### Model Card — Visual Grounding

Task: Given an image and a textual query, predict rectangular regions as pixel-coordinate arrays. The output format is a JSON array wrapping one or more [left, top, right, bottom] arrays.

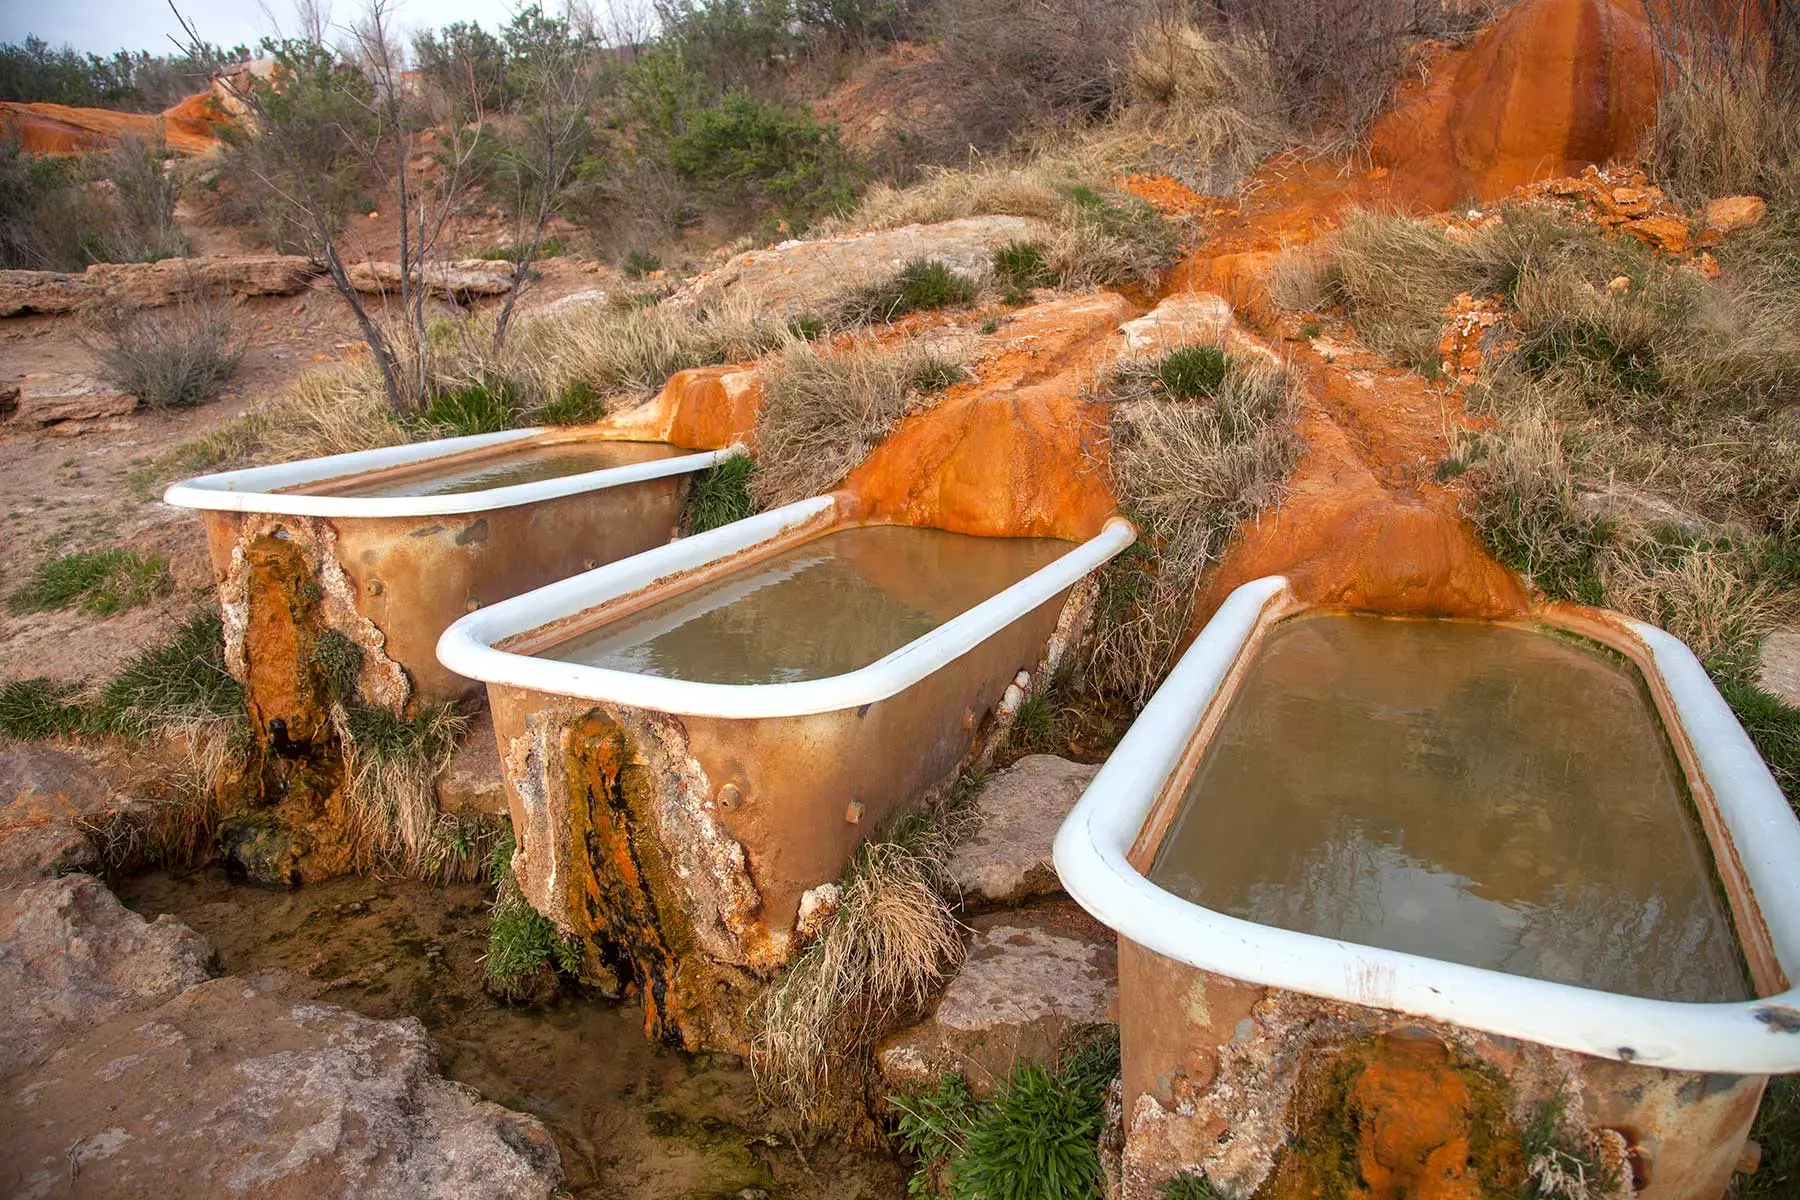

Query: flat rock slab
[[0, 874, 565, 1197], [878, 902, 1116, 1096], [1760, 630, 1800, 708], [1117, 292, 1233, 356], [347, 259, 515, 298], [10, 374, 137, 427], [2, 974, 564, 1198], [948, 754, 1099, 907], [437, 724, 509, 816], [670, 215, 1052, 314], [0, 874, 215, 1077], [0, 745, 113, 884], [0, 257, 318, 316]]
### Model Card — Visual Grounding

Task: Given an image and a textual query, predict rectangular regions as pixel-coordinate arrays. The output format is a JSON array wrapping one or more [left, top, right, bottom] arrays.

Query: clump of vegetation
[[1095, 348, 1304, 701], [484, 827, 583, 1002], [681, 452, 758, 535], [531, 380, 607, 426], [622, 249, 662, 278], [834, 258, 979, 327], [754, 806, 968, 1119], [0, 678, 87, 740], [1, 134, 185, 270], [416, 378, 522, 436], [991, 240, 1056, 302], [6, 548, 173, 617], [1160, 1173, 1233, 1200], [1518, 1090, 1621, 1200], [84, 291, 244, 409], [891, 1031, 1119, 1200], [0, 35, 242, 111], [668, 92, 861, 232], [750, 337, 965, 508]]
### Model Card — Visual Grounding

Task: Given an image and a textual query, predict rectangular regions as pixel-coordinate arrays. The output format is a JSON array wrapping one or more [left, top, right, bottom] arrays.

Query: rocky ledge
[[0, 873, 564, 1198]]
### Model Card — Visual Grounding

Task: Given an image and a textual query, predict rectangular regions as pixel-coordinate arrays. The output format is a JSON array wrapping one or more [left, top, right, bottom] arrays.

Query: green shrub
[[1150, 345, 1229, 401], [0, 678, 87, 740], [6, 548, 172, 616], [992, 239, 1055, 301], [418, 379, 521, 435], [485, 827, 581, 999], [84, 291, 243, 409], [533, 380, 608, 426], [667, 92, 861, 231], [622, 249, 662, 278], [892, 1032, 1119, 1200], [681, 453, 757, 535], [835, 258, 978, 326]]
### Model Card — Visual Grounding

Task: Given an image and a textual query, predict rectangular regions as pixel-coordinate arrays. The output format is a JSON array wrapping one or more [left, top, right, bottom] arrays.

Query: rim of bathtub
[[162, 427, 739, 518], [435, 494, 1138, 720], [1052, 574, 1800, 1075]]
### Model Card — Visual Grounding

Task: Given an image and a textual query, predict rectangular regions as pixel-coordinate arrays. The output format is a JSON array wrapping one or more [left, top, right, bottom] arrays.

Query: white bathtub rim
[[436, 503, 1137, 720], [163, 428, 740, 517], [1051, 575, 1800, 1076]]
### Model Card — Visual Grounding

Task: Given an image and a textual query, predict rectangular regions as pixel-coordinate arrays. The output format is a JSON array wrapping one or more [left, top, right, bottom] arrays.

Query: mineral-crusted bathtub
[[437, 494, 1135, 1045], [165, 429, 736, 714], [1053, 576, 1800, 1200]]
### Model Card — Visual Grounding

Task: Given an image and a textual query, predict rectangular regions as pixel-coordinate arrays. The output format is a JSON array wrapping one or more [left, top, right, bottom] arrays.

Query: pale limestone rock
[[1759, 630, 1800, 708], [347, 259, 515, 298], [1117, 292, 1232, 356], [0, 744, 113, 885], [83, 255, 318, 305], [877, 903, 1116, 1096], [436, 725, 509, 816], [948, 754, 1099, 907], [1, 973, 564, 1198], [0, 874, 214, 1076], [669, 215, 1053, 314], [534, 286, 609, 316], [8, 374, 137, 427]]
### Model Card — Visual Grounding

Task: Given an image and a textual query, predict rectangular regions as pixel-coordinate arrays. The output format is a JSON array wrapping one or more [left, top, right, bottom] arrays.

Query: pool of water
[[541, 525, 1073, 685], [301, 441, 683, 499], [1148, 613, 1751, 1003]]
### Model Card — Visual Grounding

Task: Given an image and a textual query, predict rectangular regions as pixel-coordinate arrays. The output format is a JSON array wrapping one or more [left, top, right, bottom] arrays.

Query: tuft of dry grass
[[84, 289, 243, 409], [331, 700, 481, 881], [750, 337, 966, 508], [752, 809, 968, 1118], [1094, 349, 1304, 700]]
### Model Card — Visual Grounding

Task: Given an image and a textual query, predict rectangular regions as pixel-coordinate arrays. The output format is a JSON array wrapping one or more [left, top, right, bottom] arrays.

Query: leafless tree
[[173, 0, 488, 417]]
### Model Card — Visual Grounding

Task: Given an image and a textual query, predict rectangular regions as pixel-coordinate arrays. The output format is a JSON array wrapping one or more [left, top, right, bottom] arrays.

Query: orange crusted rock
[[0, 98, 220, 156], [1703, 194, 1767, 236], [1371, 0, 1659, 209]]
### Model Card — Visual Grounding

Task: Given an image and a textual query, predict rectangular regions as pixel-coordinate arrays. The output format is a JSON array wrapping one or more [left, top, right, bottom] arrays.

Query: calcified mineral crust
[[1117, 951, 1759, 1200]]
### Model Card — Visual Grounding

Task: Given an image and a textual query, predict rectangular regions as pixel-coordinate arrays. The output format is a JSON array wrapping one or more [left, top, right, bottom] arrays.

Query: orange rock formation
[[1372, 0, 1660, 210], [0, 94, 226, 156]]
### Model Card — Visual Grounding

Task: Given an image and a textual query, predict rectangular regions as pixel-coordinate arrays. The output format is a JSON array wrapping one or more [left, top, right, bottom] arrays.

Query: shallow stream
[[119, 870, 907, 1200]]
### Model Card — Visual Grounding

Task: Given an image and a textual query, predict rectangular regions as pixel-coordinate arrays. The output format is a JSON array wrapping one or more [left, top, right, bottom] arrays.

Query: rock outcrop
[[0, 745, 113, 885], [7, 374, 138, 429], [670, 215, 1053, 314], [346, 259, 516, 299], [0, 874, 566, 1197], [1371, 0, 1660, 209], [947, 755, 1099, 908], [0, 256, 319, 316], [877, 903, 1117, 1097], [0, 97, 221, 156]]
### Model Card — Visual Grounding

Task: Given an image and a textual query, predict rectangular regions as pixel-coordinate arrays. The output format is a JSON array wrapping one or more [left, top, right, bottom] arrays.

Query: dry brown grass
[[331, 700, 481, 880], [749, 336, 966, 508], [1094, 350, 1304, 700], [752, 809, 968, 1119]]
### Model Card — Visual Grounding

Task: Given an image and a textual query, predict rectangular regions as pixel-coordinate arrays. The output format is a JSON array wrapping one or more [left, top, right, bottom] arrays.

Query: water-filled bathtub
[[437, 494, 1135, 1044], [1053, 575, 1800, 1199], [165, 428, 735, 709]]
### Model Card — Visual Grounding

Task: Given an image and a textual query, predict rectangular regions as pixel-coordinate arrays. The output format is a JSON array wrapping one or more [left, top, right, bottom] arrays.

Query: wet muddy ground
[[118, 869, 910, 1200]]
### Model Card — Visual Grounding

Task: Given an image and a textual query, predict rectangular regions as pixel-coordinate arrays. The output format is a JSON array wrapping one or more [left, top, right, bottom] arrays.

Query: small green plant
[[1160, 1173, 1234, 1200], [892, 1031, 1119, 1200], [622, 249, 662, 278], [787, 313, 827, 340], [534, 380, 608, 426], [1009, 689, 1060, 754], [910, 359, 965, 395], [1743, 1076, 1800, 1200], [310, 629, 363, 702], [6, 548, 173, 616], [1301, 321, 1323, 339], [485, 827, 582, 1000], [1518, 1090, 1620, 1200], [1152, 345, 1229, 400], [418, 379, 520, 435], [992, 239, 1056, 303], [0, 678, 87, 740], [838, 258, 978, 326], [93, 610, 244, 736], [681, 453, 757, 535]]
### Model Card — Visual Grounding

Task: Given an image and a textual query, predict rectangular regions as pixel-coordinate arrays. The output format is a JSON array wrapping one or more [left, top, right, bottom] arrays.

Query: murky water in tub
[[1148, 614, 1751, 1003], [543, 525, 1072, 684], [311, 441, 682, 498]]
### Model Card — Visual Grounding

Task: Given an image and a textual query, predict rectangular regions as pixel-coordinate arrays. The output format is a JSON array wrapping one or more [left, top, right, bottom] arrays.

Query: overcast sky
[[1, 0, 655, 57]]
